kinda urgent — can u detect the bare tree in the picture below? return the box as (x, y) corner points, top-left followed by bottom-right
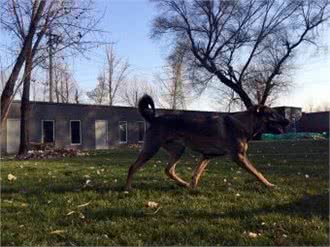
(53, 61), (79, 103)
(1, 0), (46, 126)
(157, 44), (190, 109)
(1, 0), (104, 155)
(151, 0), (329, 109)
(105, 45), (129, 106)
(86, 45), (129, 106)
(121, 76), (157, 107)
(86, 72), (108, 104)
(304, 100), (330, 112)
(0, 64), (7, 94)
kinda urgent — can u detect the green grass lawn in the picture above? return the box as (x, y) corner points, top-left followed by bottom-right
(1, 140), (329, 246)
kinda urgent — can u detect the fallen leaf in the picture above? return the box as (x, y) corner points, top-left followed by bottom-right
(145, 201), (159, 209)
(243, 231), (258, 238)
(85, 179), (92, 185)
(7, 173), (17, 182)
(50, 230), (66, 235)
(77, 201), (91, 208)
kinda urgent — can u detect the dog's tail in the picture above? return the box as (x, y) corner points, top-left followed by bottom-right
(138, 94), (155, 123)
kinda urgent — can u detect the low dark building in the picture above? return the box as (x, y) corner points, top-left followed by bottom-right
(0, 101), (218, 154)
(296, 111), (330, 133)
(1, 102), (328, 154)
(273, 106), (303, 132)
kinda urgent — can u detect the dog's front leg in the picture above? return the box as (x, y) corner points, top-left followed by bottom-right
(190, 158), (210, 188)
(232, 153), (275, 187)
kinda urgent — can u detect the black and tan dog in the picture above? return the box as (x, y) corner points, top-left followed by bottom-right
(125, 95), (289, 191)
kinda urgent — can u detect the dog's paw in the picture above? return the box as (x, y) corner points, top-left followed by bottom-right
(267, 182), (276, 188)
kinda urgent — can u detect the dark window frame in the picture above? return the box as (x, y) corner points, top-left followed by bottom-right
(70, 120), (82, 145)
(41, 120), (55, 143)
(137, 121), (145, 143)
(119, 121), (128, 144)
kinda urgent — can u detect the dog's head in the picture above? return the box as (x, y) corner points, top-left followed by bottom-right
(249, 105), (290, 134)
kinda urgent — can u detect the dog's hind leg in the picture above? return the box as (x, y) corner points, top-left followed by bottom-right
(163, 143), (189, 187)
(125, 133), (160, 191)
(190, 158), (210, 188)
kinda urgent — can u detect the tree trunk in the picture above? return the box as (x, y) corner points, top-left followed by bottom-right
(0, 0), (45, 127)
(55, 72), (60, 103)
(65, 78), (69, 102)
(18, 42), (33, 155)
(214, 71), (254, 109)
(48, 29), (54, 102)
(60, 79), (64, 102)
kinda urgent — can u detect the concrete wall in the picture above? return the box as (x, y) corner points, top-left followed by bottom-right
(1, 101), (220, 153)
(1, 102), (147, 153)
(297, 112), (329, 133)
(274, 106), (302, 132)
(2, 101), (327, 153)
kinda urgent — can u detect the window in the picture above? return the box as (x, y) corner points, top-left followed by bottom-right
(42, 120), (55, 143)
(119, 121), (127, 143)
(137, 121), (145, 142)
(70, 120), (81, 144)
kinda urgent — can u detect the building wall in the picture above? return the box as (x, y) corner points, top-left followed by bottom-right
(296, 112), (330, 133)
(273, 106), (302, 132)
(1, 102), (148, 153)
(2, 102), (328, 154)
(1, 101), (220, 153)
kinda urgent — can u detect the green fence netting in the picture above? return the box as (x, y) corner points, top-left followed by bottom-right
(261, 132), (329, 140)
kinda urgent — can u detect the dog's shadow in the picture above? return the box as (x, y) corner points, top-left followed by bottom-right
(87, 193), (329, 221)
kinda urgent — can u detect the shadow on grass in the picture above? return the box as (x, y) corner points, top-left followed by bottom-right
(86, 193), (329, 221)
